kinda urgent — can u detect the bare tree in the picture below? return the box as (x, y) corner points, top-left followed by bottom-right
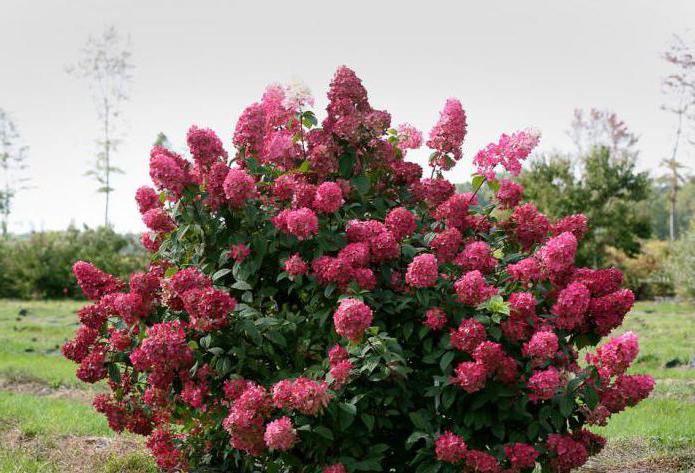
(0, 109), (30, 237)
(67, 26), (133, 227)
(661, 33), (695, 240)
(658, 158), (689, 240)
(568, 108), (639, 159)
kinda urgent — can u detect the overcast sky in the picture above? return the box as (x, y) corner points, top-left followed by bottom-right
(1, 0), (694, 233)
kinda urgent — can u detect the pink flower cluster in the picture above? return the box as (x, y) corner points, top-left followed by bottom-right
(332, 298), (373, 342)
(473, 128), (541, 179)
(426, 98), (467, 169)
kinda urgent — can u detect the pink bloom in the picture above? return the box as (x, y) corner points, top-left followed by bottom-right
(141, 232), (161, 252)
(396, 123), (423, 151)
(405, 253), (439, 288)
(147, 429), (185, 471)
(262, 130), (301, 169)
(286, 208), (320, 240)
(135, 186), (161, 214)
(369, 230), (400, 262)
(454, 271), (498, 306)
(186, 125), (227, 171)
(506, 257), (542, 283)
(338, 242), (371, 268)
(313, 182), (344, 213)
(586, 332), (639, 376)
(272, 174), (298, 201)
(271, 377), (333, 416)
(328, 345), (349, 366)
(429, 227), (463, 262)
(182, 287), (236, 331)
(346, 219), (387, 243)
(511, 203), (549, 249)
(204, 162), (230, 210)
(452, 361), (487, 393)
(496, 179), (524, 209)
(223, 168), (257, 208)
(537, 232), (577, 275)
(329, 360), (354, 388)
(322, 465), (347, 473)
(551, 282), (590, 330)
(435, 431), (467, 463)
(571, 267), (624, 297)
(284, 254), (308, 276)
(472, 341), (505, 372)
(427, 99), (467, 168)
(233, 102), (265, 153)
(465, 450), (501, 473)
(450, 319), (486, 353)
(333, 298), (373, 342)
(62, 325), (99, 362)
(410, 178), (456, 207)
(424, 307), (448, 331)
(385, 207), (417, 240)
(522, 330), (559, 361)
(435, 193), (477, 231)
(392, 161), (423, 185)
(129, 321), (194, 388)
(546, 434), (588, 473)
(230, 244), (251, 263)
(474, 128), (540, 179)
(142, 208), (177, 233)
(504, 443), (540, 469)
(72, 261), (124, 301)
(588, 289), (635, 336)
(454, 241), (497, 273)
(527, 367), (562, 401)
(149, 146), (191, 196)
(264, 417), (297, 451)
(552, 214), (588, 241)
(353, 268), (377, 290)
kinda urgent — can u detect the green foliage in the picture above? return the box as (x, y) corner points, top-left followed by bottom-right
(666, 223), (695, 300)
(0, 226), (147, 298)
(605, 241), (674, 300)
(519, 146), (651, 267)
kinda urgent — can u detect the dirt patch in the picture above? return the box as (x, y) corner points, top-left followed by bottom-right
(3, 427), (149, 472)
(0, 377), (98, 403)
(580, 438), (695, 472)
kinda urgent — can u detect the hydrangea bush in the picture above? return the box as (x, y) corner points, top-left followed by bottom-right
(65, 67), (653, 472)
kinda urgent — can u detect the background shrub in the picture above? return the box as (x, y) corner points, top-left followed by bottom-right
(0, 226), (147, 298)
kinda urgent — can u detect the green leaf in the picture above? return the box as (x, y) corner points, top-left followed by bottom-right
(352, 175), (370, 194)
(472, 174), (485, 190)
(338, 402), (357, 430)
(212, 268), (232, 281)
(361, 413), (375, 432)
(313, 426), (334, 440)
(231, 281), (253, 291)
(440, 351), (455, 372)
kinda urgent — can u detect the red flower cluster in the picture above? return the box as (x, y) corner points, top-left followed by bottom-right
(64, 67), (651, 472)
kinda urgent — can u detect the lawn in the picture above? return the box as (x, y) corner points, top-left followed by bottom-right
(0, 299), (693, 472)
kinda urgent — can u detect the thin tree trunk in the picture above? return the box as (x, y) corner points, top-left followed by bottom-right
(104, 98), (110, 227)
(670, 193), (677, 241)
(668, 106), (684, 241)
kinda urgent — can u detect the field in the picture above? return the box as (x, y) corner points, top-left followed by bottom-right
(0, 300), (693, 472)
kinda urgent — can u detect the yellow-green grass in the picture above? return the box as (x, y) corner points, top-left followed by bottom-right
(0, 447), (58, 473)
(0, 299), (86, 388)
(0, 391), (111, 437)
(0, 298), (694, 471)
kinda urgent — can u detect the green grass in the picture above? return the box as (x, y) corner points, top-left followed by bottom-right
(102, 453), (158, 473)
(0, 298), (693, 471)
(0, 448), (58, 473)
(0, 299), (87, 388)
(0, 391), (111, 437)
(593, 398), (695, 439)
